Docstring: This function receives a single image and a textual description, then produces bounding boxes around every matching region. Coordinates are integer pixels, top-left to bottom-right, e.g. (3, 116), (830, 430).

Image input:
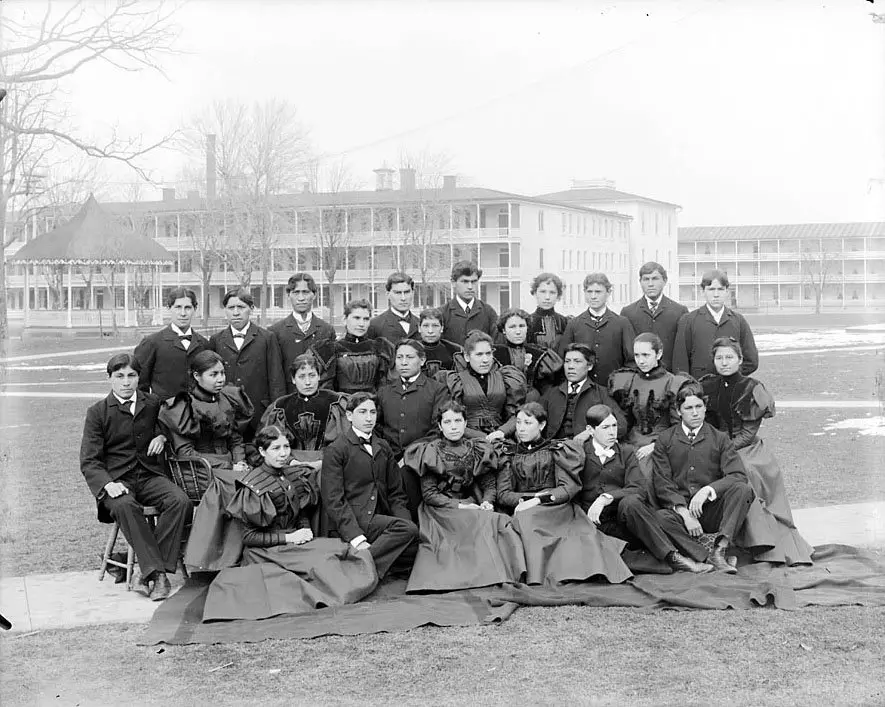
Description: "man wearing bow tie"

(80, 354), (192, 600)
(619, 262), (688, 372)
(209, 288), (286, 459)
(134, 287), (209, 399)
(578, 404), (714, 573)
(651, 383), (754, 573)
(367, 272), (420, 342)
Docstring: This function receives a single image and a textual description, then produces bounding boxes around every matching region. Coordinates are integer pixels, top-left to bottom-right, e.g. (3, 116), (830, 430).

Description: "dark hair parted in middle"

(222, 287), (255, 308)
(676, 382), (706, 408)
(638, 261), (668, 280)
(189, 350), (224, 378)
(419, 308), (443, 325)
(700, 269), (730, 289)
(563, 342), (596, 367)
(346, 391), (377, 412)
(516, 401), (547, 424)
(710, 336), (743, 359)
(343, 298), (373, 318)
(435, 400), (467, 424)
(395, 338), (426, 358)
(463, 330), (495, 355)
(288, 352), (321, 379)
(285, 273), (317, 294)
(633, 332), (663, 354)
(530, 272), (564, 297)
(255, 425), (290, 452)
(165, 287), (198, 308)
(585, 403), (614, 427)
(107, 352), (142, 377)
(496, 308), (531, 333)
(385, 272), (414, 291)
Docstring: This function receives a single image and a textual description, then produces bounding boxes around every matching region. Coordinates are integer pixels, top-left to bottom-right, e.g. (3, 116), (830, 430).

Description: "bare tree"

(801, 237), (841, 315)
(0, 0), (180, 352)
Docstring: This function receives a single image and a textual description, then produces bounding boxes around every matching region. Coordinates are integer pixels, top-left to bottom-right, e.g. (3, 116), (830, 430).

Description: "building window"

(538, 211), (545, 232)
(561, 213), (567, 234)
(561, 250), (566, 270)
(539, 248), (544, 268)
(499, 246), (509, 268)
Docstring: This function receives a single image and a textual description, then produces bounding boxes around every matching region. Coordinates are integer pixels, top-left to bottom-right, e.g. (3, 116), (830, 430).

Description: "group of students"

(79, 259), (811, 612)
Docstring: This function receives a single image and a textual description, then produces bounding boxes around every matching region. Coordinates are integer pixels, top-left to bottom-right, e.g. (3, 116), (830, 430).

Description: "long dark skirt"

(183, 478), (244, 571)
(512, 503), (633, 586)
(202, 538), (378, 621)
(735, 439), (814, 566)
(406, 504), (526, 593)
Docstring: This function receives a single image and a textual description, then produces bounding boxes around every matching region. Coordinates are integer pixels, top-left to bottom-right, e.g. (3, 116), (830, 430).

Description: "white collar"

(390, 308), (412, 320)
(401, 373), (421, 384)
(171, 323), (193, 337)
(114, 391), (137, 408)
(646, 296), (662, 308)
(706, 304), (725, 323)
(588, 306), (608, 318)
(456, 295), (476, 311)
(682, 423), (701, 437)
(230, 323), (250, 337)
(567, 377), (587, 392)
(593, 439), (615, 459)
(352, 427), (372, 442)
(292, 311), (313, 324)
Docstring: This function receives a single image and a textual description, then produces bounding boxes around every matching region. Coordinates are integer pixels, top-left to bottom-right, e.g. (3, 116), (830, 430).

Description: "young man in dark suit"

(578, 404), (713, 573)
(651, 383), (755, 573)
(80, 354), (192, 600)
(134, 287), (210, 399)
(209, 287), (286, 447)
(619, 262), (688, 372)
(375, 340), (451, 517)
(269, 273), (337, 394)
(320, 393), (419, 579)
(673, 269), (759, 379)
(367, 272), (420, 342)
(540, 343), (627, 442)
(557, 272), (635, 388)
(439, 260), (498, 346)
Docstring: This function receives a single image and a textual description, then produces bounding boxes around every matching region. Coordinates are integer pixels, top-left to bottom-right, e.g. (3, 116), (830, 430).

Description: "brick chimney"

(374, 166), (395, 191)
(206, 133), (217, 200)
(399, 167), (416, 192)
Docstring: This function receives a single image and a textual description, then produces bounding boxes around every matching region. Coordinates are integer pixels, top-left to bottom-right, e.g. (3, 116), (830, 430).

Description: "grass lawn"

(2, 606), (884, 706)
(758, 348), (881, 401)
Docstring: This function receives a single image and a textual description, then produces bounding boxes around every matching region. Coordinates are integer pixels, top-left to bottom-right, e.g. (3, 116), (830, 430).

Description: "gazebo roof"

(10, 194), (173, 265)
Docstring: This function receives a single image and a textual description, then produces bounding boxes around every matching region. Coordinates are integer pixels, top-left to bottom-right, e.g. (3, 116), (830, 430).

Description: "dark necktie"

(569, 382), (580, 396)
(465, 304), (471, 315)
(233, 333), (245, 340)
(649, 300), (659, 315)
(233, 333), (245, 349)
(402, 378), (410, 390)
(125, 399), (135, 415)
(179, 335), (191, 343)
(687, 430), (696, 443)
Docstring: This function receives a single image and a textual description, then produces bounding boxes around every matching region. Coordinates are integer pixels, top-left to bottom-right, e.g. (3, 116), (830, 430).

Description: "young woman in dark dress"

(701, 337), (813, 565)
(312, 298), (394, 394)
(402, 402), (526, 592)
(197, 425), (378, 621)
(446, 330), (527, 442)
(526, 273), (570, 351)
(494, 308), (563, 401)
(496, 402), (632, 586)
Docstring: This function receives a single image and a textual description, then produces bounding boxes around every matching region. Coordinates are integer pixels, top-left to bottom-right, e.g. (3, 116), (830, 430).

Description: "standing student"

(619, 262), (688, 372)
(321, 393), (419, 579)
(134, 287), (210, 400)
(439, 260), (498, 346)
(673, 269), (759, 379)
(270, 273), (336, 394)
(209, 287), (286, 442)
(367, 272), (420, 342)
(80, 353), (192, 601)
(526, 272), (570, 351)
(557, 273), (635, 388)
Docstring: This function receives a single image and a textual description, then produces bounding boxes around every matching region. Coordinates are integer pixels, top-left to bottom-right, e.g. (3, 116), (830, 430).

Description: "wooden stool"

(98, 506), (159, 590)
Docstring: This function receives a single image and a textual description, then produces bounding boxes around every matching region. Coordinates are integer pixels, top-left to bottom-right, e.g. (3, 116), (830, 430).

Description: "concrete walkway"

(0, 501), (882, 635)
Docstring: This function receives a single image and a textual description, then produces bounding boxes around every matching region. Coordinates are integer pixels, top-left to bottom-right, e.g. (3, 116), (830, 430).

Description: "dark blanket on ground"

(139, 544), (885, 646)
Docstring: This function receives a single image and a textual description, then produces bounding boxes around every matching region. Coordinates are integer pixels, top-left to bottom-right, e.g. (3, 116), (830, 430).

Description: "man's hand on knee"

(104, 481), (129, 499)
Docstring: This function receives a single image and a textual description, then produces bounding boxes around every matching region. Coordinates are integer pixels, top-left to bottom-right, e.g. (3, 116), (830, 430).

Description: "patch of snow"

(756, 329), (885, 351)
(822, 416), (885, 437)
(4, 363), (105, 372)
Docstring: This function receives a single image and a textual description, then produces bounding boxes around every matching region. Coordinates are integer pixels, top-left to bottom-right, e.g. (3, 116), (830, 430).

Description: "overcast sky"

(52, 0), (885, 225)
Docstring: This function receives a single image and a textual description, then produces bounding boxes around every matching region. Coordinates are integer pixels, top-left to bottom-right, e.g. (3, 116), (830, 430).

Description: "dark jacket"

(269, 312), (337, 393)
(651, 422), (748, 509)
(367, 309), (419, 343)
(134, 325), (210, 399)
(375, 373), (451, 458)
(620, 295), (688, 372)
(576, 442), (646, 511)
(526, 307), (570, 351)
(440, 298), (498, 346)
(557, 309), (636, 387)
(209, 324), (286, 430)
(672, 306), (758, 379)
(79, 392), (167, 522)
(320, 428), (412, 542)
(540, 379), (628, 441)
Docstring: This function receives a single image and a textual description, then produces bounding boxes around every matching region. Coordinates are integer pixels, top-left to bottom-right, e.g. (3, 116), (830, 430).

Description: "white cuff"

(350, 535), (367, 548)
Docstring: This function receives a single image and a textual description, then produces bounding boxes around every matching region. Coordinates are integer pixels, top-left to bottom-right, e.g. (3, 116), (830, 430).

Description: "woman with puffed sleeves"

(494, 308), (563, 402)
(496, 402), (633, 586)
(700, 337), (813, 566)
(402, 401), (526, 592)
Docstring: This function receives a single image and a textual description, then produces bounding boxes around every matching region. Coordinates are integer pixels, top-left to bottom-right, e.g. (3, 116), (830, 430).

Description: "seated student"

(259, 353), (349, 464)
(375, 340), (451, 517)
(651, 383), (755, 574)
(159, 350), (253, 493)
(80, 353), (192, 601)
(446, 330), (527, 442)
(701, 337), (813, 565)
(402, 402), (526, 592)
(578, 404), (714, 573)
(496, 403), (632, 586)
(197, 425), (378, 622)
(412, 308), (462, 380)
(321, 393), (419, 579)
(313, 298), (394, 395)
(494, 308), (563, 401)
(540, 343), (626, 442)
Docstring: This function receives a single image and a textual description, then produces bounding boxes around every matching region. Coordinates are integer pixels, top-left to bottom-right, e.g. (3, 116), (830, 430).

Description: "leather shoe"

(132, 567), (151, 596)
(149, 573), (171, 602)
(667, 551), (714, 574)
(708, 545), (738, 574)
